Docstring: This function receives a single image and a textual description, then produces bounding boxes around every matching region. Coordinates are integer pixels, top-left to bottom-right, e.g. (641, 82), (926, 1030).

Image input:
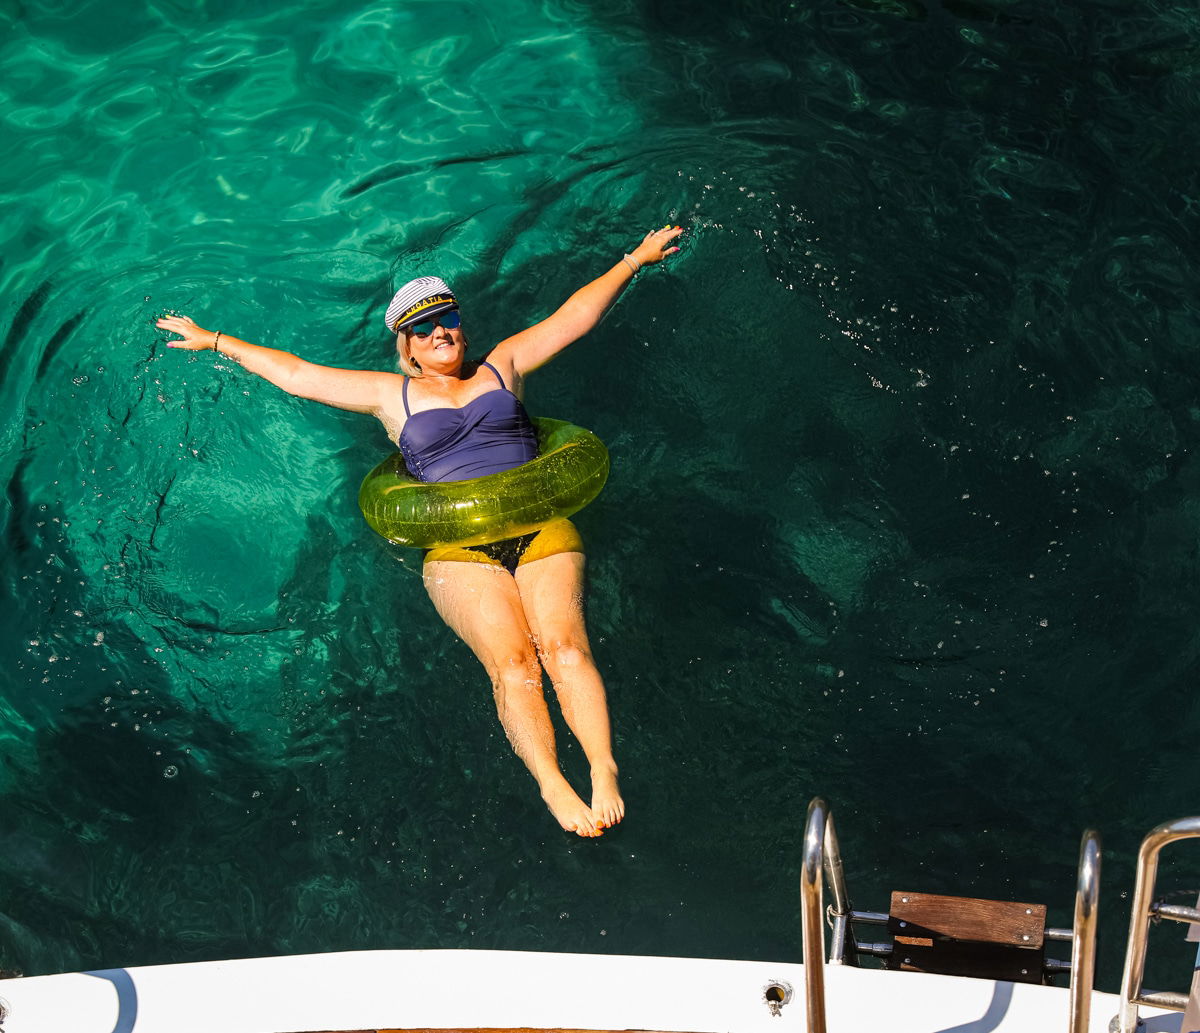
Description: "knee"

(488, 648), (542, 697)
(538, 639), (593, 681)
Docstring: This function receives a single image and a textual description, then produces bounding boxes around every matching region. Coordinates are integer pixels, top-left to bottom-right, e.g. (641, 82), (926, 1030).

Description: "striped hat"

(385, 276), (458, 333)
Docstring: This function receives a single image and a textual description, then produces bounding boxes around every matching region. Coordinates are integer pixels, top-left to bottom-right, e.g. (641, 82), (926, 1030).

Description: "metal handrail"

(1113, 816), (1200, 1033)
(801, 797), (831, 1033)
(802, 797), (1105, 1033)
(823, 805), (854, 966)
(1069, 829), (1101, 1033)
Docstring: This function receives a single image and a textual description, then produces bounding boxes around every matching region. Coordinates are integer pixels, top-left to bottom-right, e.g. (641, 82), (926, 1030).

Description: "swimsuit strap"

(402, 375), (413, 417)
(479, 360), (509, 392)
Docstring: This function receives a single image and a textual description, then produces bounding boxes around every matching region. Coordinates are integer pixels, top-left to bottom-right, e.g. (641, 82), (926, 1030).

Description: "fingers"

(643, 224), (684, 243)
(156, 314), (195, 330)
(157, 314), (214, 350)
(632, 223), (684, 266)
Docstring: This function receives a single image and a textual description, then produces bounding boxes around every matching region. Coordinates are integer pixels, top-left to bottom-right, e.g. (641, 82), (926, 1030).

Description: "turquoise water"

(3, 0), (1200, 992)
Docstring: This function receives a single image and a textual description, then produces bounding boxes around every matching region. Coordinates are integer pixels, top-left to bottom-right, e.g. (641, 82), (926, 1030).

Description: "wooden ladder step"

(887, 891), (1046, 948)
(886, 891), (1049, 984)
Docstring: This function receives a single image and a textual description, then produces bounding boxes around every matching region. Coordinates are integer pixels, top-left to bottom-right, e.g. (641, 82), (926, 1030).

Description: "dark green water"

(2, 0), (1200, 993)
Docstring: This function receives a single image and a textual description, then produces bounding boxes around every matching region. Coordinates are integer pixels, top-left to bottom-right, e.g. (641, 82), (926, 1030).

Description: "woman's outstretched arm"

(157, 314), (392, 414)
(489, 225), (683, 378)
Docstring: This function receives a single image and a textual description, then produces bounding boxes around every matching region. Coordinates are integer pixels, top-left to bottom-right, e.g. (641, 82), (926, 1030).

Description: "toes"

(571, 811), (599, 838)
(589, 796), (624, 829)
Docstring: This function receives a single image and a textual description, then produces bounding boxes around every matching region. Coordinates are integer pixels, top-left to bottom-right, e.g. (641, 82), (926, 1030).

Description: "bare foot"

(541, 777), (601, 837)
(590, 764), (624, 830)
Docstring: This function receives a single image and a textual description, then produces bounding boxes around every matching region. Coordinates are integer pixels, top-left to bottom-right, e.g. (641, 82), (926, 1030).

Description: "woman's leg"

(514, 551), (624, 829)
(422, 558), (600, 837)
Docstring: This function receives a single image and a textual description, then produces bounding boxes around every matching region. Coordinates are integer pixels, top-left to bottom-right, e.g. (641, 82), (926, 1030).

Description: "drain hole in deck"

(763, 979), (793, 1016)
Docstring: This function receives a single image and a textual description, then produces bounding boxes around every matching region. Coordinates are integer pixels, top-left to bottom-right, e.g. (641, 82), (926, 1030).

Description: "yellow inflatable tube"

(359, 418), (609, 549)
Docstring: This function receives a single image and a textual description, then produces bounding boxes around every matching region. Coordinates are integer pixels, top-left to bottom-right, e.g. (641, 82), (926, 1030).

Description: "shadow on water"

(0, 491), (462, 973)
(1, 465), (301, 970)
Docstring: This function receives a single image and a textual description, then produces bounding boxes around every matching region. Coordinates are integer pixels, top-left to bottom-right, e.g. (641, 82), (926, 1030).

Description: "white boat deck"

(0, 947), (1182, 1033)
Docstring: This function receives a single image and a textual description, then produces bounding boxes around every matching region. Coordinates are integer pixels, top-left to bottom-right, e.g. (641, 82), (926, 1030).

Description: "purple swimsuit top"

(398, 361), (539, 483)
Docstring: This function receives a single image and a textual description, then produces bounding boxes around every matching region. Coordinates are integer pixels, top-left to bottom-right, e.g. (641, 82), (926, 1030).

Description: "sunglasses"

(406, 311), (462, 338)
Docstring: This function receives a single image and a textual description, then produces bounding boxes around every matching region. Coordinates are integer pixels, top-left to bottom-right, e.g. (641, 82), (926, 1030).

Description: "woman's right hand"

(157, 314), (217, 351)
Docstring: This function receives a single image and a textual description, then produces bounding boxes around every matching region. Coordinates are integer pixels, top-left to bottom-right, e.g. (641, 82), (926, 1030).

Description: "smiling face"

(396, 310), (466, 376)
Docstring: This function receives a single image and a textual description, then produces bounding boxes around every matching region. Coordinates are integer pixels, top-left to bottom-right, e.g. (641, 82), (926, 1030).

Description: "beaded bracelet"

(213, 330), (223, 354)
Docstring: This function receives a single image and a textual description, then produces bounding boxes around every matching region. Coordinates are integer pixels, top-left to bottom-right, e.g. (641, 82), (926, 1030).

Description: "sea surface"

(2, 0), (1199, 994)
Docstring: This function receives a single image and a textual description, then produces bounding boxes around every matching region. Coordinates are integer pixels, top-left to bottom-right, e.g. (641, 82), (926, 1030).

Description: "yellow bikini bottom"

(423, 519), (583, 574)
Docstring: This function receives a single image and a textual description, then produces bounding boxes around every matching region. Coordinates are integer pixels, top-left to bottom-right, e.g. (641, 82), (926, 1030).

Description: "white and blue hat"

(385, 276), (458, 333)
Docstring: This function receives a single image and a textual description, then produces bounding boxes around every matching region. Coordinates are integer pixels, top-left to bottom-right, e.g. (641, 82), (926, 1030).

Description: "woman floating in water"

(157, 225), (683, 837)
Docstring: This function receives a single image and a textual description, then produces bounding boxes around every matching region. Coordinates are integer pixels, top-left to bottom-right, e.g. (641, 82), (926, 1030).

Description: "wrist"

(622, 253), (641, 276)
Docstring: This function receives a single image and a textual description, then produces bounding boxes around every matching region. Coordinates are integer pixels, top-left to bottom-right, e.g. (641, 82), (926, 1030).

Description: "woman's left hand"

(629, 225), (684, 268)
(157, 314), (217, 351)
